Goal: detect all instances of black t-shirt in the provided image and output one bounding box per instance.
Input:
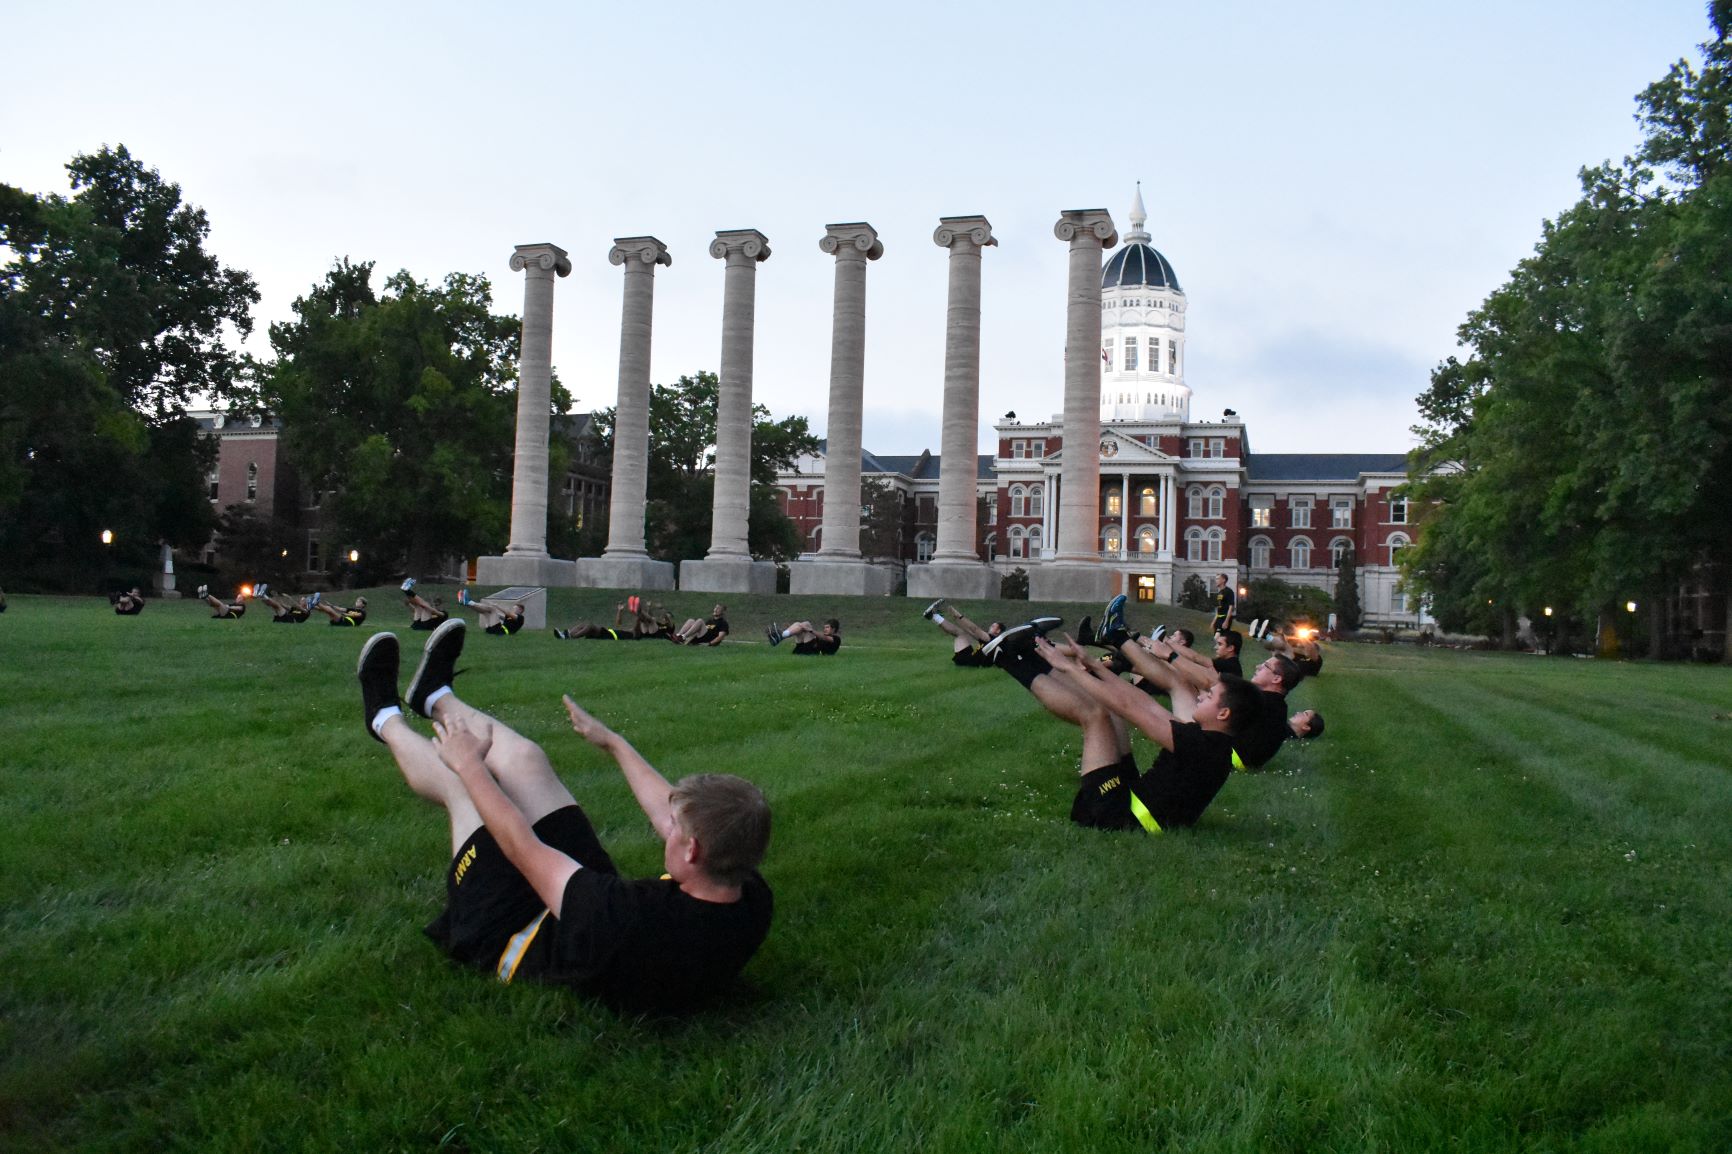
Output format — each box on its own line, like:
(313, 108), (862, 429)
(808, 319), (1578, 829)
(697, 616), (729, 644)
(1130, 720), (1234, 828)
(1213, 585), (1236, 619)
(522, 869), (773, 1013)
(1233, 688), (1291, 769)
(1212, 653), (1243, 679)
(793, 634), (841, 655)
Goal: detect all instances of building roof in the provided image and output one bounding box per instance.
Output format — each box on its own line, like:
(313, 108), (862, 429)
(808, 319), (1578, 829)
(811, 441), (995, 480)
(1246, 453), (1409, 481)
(1101, 243), (1182, 292)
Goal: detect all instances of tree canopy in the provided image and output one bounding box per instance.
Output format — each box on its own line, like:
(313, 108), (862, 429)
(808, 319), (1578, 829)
(0, 145), (258, 587)
(592, 371), (818, 562)
(1404, 3), (1732, 645)
(253, 259), (563, 576)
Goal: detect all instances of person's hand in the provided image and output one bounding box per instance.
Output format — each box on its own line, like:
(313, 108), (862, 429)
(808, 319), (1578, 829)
(433, 715), (492, 776)
(1035, 634), (1086, 675)
(564, 695), (616, 749)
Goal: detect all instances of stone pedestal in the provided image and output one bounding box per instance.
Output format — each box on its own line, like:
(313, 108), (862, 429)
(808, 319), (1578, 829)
(475, 554), (578, 591)
(906, 561), (1001, 601)
(790, 560), (897, 597)
(1029, 564), (1116, 604)
(155, 542), (181, 598)
(678, 557), (778, 595)
(572, 556), (676, 591)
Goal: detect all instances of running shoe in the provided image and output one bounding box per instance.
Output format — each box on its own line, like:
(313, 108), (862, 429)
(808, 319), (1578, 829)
(401, 578), (417, 593)
(766, 622), (781, 646)
(979, 622), (1038, 664)
(356, 632), (402, 743)
(1030, 615), (1063, 635)
(406, 618), (466, 718)
(456, 587), (472, 606)
(1074, 615), (1096, 646)
(1101, 594), (1128, 639)
(196, 584), (209, 600)
(922, 598), (945, 620)
(307, 591), (322, 608)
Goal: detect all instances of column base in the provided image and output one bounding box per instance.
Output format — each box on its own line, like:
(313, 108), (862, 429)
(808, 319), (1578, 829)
(474, 555), (581, 588)
(905, 562), (1000, 601)
(678, 557), (778, 594)
(572, 556), (677, 591)
(788, 560), (898, 596)
(1029, 563), (1117, 604)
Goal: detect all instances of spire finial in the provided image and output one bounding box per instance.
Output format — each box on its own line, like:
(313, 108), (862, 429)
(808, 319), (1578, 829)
(1126, 183), (1150, 244)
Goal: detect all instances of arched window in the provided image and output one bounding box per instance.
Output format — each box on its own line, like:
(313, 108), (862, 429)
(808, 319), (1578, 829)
(916, 531), (935, 563)
(983, 532), (996, 561)
(1101, 525), (1122, 554)
(1186, 486), (1203, 519)
(1185, 527), (1204, 562)
(809, 526), (822, 552)
(1008, 525), (1026, 558)
(1249, 536), (1272, 570)
(1029, 484), (1044, 517)
(1330, 536), (1354, 567)
(1206, 486), (1224, 520)
(1290, 536), (1313, 569)
(1386, 532), (1410, 566)
(1136, 525), (1158, 553)
(1206, 527), (1224, 563)
(1103, 485), (1122, 516)
(1009, 485), (1026, 518)
(1028, 526), (1043, 554)
(1139, 486), (1157, 516)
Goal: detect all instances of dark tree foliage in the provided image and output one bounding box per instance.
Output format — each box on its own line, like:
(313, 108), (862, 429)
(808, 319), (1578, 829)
(1240, 577), (1333, 631)
(592, 371), (818, 563)
(1333, 546), (1363, 631)
(1405, 4), (1732, 649)
(1178, 573), (1211, 611)
(859, 477), (908, 560)
(255, 260), (559, 575)
(0, 146), (257, 587)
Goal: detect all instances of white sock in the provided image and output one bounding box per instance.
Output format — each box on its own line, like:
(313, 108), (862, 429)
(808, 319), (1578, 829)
(425, 685), (453, 710)
(780, 627), (796, 639)
(370, 705), (401, 737)
(931, 613), (946, 625)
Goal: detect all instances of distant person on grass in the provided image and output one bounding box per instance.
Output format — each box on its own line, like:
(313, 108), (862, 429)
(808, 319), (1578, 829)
(456, 588), (526, 636)
(765, 618), (842, 654)
(356, 619), (774, 1013)
(400, 579), (451, 632)
(111, 587), (146, 616)
(260, 591), (312, 623)
(311, 593), (368, 627)
(196, 584), (247, 620)
(921, 599), (1003, 668)
(555, 598), (675, 641)
(1211, 573), (1237, 634)
(673, 604), (729, 646)
(980, 623), (1257, 833)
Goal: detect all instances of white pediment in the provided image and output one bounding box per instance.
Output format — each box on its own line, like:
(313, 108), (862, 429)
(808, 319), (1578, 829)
(1045, 429), (1176, 467)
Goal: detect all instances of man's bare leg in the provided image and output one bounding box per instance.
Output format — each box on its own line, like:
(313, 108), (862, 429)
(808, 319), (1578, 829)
(427, 693), (577, 826)
(1026, 665), (1129, 775)
(379, 714), (484, 856)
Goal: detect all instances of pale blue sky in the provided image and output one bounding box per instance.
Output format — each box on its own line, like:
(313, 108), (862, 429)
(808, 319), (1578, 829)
(3, 0), (1712, 454)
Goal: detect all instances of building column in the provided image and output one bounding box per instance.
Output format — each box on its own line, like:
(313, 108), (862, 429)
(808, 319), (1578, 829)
(476, 243), (579, 593)
(575, 237), (676, 591)
(1032, 210), (1117, 603)
(1119, 470), (1129, 559)
(680, 229), (777, 594)
(907, 217), (1001, 602)
(794, 223), (897, 596)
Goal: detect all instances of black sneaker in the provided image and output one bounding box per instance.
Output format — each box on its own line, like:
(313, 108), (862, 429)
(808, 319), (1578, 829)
(406, 618), (466, 718)
(766, 622), (782, 646)
(979, 622), (1038, 664)
(1101, 625), (1133, 651)
(357, 632), (401, 743)
(553, 628), (568, 640)
(1075, 615), (1095, 646)
(1029, 615), (1063, 635)
(922, 598), (945, 620)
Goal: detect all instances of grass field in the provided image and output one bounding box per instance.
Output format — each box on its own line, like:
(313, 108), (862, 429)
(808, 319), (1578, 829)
(3, 587), (1730, 1152)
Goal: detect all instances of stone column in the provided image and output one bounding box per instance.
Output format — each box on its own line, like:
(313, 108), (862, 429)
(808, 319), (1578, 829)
(680, 229), (777, 594)
(907, 216), (1001, 602)
(477, 242), (579, 591)
(575, 237), (676, 591)
(792, 223), (896, 596)
(1032, 209), (1117, 603)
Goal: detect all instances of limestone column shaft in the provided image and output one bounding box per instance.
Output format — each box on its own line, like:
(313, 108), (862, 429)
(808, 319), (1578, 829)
(1052, 210), (1117, 563)
(817, 223), (883, 560)
(603, 236), (671, 559)
(932, 216), (996, 563)
(506, 243), (572, 558)
(706, 230), (771, 560)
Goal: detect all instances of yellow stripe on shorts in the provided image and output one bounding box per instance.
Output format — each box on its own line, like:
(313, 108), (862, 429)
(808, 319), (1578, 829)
(1128, 791), (1163, 835)
(1232, 749), (1247, 772)
(496, 909), (550, 983)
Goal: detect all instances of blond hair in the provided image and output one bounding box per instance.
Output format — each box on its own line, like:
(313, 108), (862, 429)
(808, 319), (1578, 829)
(669, 774), (770, 886)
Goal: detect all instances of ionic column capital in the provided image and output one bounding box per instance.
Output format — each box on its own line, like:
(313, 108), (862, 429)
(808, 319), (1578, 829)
(934, 215), (996, 250)
(710, 229), (772, 264)
(819, 222), (884, 261)
(1053, 210), (1118, 248)
(510, 242), (572, 276)
(609, 236), (672, 269)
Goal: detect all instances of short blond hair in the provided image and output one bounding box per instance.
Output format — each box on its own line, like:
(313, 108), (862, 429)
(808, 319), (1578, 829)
(670, 774), (770, 886)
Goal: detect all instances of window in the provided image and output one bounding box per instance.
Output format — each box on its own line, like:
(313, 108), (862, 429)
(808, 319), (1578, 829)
(307, 538), (322, 572)
(1208, 438), (1225, 459)
(1011, 439), (1027, 459)
(1102, 526), (1122, 553)
(1392, 588), (1407, 612)
(1139, 486), (1157, 516)
(810, 526), (823, 551)
(1168, 341), (1179, 374)
(246, 462), (258, 502)
(1029, 484), (1044, 517)
(1187, 485), (1203, 518)
(1028, 526), (1043, 553)
(1389, 495), (1408, 524)
(1103, 339), (1114, 371)
(1330, 537), (1353, 566)
(1124, 337), (1139, 372)
(1136, 525), (1157, 553)
(1031, 439), (1046, 458)
(1188, 438), (1204, 458)
(1009, 485), (1025, 517)
(1249, 536), (1272, 569)
(1149, 338), (1161, 372)
(986, 493), (997, 525)
(207, 468), (220, 502)
(1206, 486), (1224, 520)
(1387, 532), (1411, 566)
(1009, 526), (1025, 558)
(1290, 496), (1313, 529)
(1104, 486), (1122, 516)
(1331, 498), (1353, 529)
(915, 531), (935, 563)
(984, 532), (996, 560)
(1251, 506), (1272, 529)
(1185, 527), (1203, 562)
(1290, 536), (1312, 569)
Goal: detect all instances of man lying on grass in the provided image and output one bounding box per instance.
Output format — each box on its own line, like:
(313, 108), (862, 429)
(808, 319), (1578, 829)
(357, 618), (773, 1013)
(981, 624), (1258, 833)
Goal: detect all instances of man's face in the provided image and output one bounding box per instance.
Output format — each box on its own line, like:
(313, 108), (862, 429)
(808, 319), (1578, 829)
(1252, 656), (1285, 692)
(821, 623), (835, 636)
(713, 604), (725, 618)
(1198, 680), (1229, 723)
(987, 622), (1003, 638)
(1215, 575), (1227, 589)
(1213, 634), (1233, 659)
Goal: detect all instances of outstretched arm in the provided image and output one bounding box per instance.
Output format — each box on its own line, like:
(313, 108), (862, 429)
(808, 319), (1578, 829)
(1037, 636), (1178, 751)
(435, 717), (579, 911)
(564, 695), (678, 840)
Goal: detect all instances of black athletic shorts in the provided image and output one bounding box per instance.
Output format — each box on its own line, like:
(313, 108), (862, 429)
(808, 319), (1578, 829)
(215, 604), (245, 620)
(1069, 755), (1144, 832)
(411, 612), (451, 632)
(424, 805), (619, 968)
(952, 645), (992, 668)
(485, 620), (524, 636)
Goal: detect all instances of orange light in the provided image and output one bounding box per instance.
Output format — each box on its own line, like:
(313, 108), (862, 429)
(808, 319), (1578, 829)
(240, 584), (254, 598)
(1294, 626), (1316, 640)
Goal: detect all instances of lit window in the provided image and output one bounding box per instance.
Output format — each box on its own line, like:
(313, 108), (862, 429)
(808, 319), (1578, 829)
(1102, 526), (1122, 553)
(1104, 486), (1122, 516)
(1137, 525), (1157, 553)
(1139, 486), (1157, 516)
(1251, 506), (1272, 529)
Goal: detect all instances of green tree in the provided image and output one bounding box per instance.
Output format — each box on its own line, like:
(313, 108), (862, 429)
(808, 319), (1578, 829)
(592, 371), (817, 563)
(859, 477), (908, 560)
(1178, 574), (1211, 610)
(0, 145), (257, 587)
(255, 260), (557, 575)
(1333, 545), (1363, 631)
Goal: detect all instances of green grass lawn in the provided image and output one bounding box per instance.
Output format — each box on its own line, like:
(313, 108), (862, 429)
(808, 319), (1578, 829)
(3, 588), (1730, 1152)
